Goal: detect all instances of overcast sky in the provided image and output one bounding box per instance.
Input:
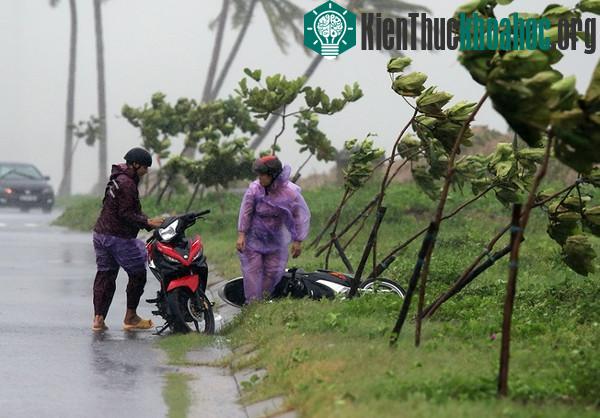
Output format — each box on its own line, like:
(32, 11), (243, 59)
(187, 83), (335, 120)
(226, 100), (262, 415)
(1, 0), (597, 193)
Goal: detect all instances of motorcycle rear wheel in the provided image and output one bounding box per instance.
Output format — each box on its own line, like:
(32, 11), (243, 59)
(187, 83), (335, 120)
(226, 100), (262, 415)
(167, 288), (215, 334)
(359, 278), (405, 298)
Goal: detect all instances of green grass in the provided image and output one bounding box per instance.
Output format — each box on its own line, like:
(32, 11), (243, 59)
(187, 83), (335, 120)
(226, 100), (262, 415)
(157, 333), (214, 365)
(57, 179), (600, 417)
(163, 372), (192, 418)
(223, 295), (599, 417)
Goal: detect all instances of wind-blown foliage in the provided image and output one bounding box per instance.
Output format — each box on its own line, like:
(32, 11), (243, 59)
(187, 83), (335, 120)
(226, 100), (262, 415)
(237, 69), (363, 172)
(122, 93), (259, 205)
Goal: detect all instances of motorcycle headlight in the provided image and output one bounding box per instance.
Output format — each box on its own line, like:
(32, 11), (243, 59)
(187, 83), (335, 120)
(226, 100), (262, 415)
(163, 254), (179, 263)
(158, 219), (179, 241)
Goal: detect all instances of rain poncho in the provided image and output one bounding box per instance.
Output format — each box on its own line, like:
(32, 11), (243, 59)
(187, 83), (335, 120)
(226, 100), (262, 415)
(238, 165), (310, 302)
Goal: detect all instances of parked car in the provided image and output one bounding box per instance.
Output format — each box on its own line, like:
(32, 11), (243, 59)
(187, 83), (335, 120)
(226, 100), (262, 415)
(0, 162), (55, 212)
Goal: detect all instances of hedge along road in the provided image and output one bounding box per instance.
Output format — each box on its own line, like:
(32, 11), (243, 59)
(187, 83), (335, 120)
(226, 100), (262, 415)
(0, 208), (168, 417)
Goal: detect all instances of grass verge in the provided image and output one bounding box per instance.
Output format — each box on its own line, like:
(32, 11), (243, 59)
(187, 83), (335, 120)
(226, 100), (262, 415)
(58, 180), (600, 417)
(163, 372), (192, 418)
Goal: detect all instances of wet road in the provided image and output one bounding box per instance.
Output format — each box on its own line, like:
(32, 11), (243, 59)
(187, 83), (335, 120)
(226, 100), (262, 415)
(0, 209), (168, 417)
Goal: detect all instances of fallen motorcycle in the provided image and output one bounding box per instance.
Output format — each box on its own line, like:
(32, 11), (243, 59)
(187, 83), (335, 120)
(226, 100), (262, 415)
(219, 267), (405, 308)
(145, 210), (215, 334)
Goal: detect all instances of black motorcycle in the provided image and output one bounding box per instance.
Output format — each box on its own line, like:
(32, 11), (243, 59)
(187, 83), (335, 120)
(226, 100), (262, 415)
(219, 267), (405, 308)
(145, 210), (215, 334)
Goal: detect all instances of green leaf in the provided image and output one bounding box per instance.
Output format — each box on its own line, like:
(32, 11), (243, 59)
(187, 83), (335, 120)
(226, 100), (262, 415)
(585, 58), (600, 108)
(454, 0), (480, 17)
(446, 101), (477, 122)
(562, 234), (596, 276)
(265, 74), (281, 91)
(549, 75), (579, 110)
(342, 82), (363, 102)
(303, 87), (322, 108)
(543, 5), (571, 15)
(243, 68), (261, 81)
(459, 50), (495, 85)
(577, 0), (600, 13)
(396, 134), (422, 160)
(387, 57), (412, 73)
(392, 72), (428, 97)
(552, 108), (600, 171)
(238, 78), (248, 96)
(412, 166), (439, 200)
(499, 50), (549, 78)
(495, 161), (514, 178)
(416, 87), (453, 115)
(516, 147), (545, 163)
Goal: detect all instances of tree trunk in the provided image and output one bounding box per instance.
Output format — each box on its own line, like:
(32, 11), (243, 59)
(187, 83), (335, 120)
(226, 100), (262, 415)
(181, 0), (231, 159)
(497, 137), (553, 396)
(498, 204), (522, 397)
(93, 0), (108, 194)
(391, 93), (488, 345)
(210, 0), (258, 101)
(58, 0), (77, 198)
(202, 0), (230, 103)
(250, 55), (323, 150)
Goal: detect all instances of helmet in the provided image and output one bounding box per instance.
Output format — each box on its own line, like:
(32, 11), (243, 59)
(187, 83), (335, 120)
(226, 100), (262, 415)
(124, 147), (152, 167)
(253, 155), (282, 177)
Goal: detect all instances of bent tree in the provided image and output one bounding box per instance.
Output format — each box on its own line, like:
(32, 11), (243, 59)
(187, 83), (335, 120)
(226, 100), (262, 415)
(386, 0), (600, 398)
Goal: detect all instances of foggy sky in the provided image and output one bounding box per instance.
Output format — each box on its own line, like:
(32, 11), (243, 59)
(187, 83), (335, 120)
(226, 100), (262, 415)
(1, 0), (597, 194)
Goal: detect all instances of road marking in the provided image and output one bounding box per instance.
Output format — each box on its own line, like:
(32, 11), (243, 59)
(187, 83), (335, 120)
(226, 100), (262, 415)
(24, 223), (39, 228)
(0, 223), (6, 227)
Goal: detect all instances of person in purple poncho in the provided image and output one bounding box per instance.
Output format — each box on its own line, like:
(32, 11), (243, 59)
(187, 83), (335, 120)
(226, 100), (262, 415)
(236, 156), (311, 303)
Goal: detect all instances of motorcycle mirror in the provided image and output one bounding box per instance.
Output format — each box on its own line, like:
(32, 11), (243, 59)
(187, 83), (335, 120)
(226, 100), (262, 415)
(194, 209), (211, 218)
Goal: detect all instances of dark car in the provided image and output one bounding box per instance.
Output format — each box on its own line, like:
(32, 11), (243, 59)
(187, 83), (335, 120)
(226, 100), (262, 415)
(0, 162), (55, 212)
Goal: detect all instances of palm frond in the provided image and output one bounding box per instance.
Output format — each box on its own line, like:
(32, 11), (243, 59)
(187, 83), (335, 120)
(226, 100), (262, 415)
(260, 0), (291, 54)
(265, 0), (304, 20)
(230, 0), (249, 28)
(260, 0), (305, 54)
(208, 0), (231, 31)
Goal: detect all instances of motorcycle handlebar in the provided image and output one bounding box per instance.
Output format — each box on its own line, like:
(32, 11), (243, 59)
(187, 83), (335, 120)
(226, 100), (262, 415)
(145, 209), (210, 244)
(193, 209), (211, 218)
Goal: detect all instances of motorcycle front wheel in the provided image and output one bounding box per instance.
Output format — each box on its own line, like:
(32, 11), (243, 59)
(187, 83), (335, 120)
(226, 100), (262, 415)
(167, 288), (215, 334)
(359, 278), (405, 298)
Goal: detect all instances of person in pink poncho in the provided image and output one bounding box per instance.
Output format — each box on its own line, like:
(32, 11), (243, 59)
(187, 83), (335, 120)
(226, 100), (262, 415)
(236, 156), (311, 303)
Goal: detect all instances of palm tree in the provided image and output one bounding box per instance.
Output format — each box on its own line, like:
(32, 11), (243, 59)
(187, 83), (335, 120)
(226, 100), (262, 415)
(249, 0), (429, 151)
(50, 0), (78, 197)
(181, 0), (305, 158)
(201, 0), (231, 104)
(180, 0), (232, 158)
(93, 0), (108, 193)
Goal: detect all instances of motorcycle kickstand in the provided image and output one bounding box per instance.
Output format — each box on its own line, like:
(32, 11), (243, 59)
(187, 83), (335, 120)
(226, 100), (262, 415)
(153, 322), (171, 336)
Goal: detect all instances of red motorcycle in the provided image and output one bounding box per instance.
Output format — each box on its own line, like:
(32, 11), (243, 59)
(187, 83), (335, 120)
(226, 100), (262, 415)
(145, 210), (215, 334)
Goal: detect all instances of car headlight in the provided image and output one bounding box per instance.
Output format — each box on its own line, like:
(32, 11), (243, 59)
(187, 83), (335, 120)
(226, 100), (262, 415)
(158, 219), (179, 241)
(42, 187), (53, 194)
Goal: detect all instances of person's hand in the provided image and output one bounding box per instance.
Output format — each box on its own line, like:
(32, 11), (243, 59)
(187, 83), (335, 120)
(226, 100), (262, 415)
(148, 217), (164, 229)
(236, 232), (246, 252)
(291, 241), (302, 258)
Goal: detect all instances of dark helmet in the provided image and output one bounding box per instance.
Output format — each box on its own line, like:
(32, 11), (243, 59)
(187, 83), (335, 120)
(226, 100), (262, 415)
(124, 147), (152, 167)
(253, 155), (282, 177)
